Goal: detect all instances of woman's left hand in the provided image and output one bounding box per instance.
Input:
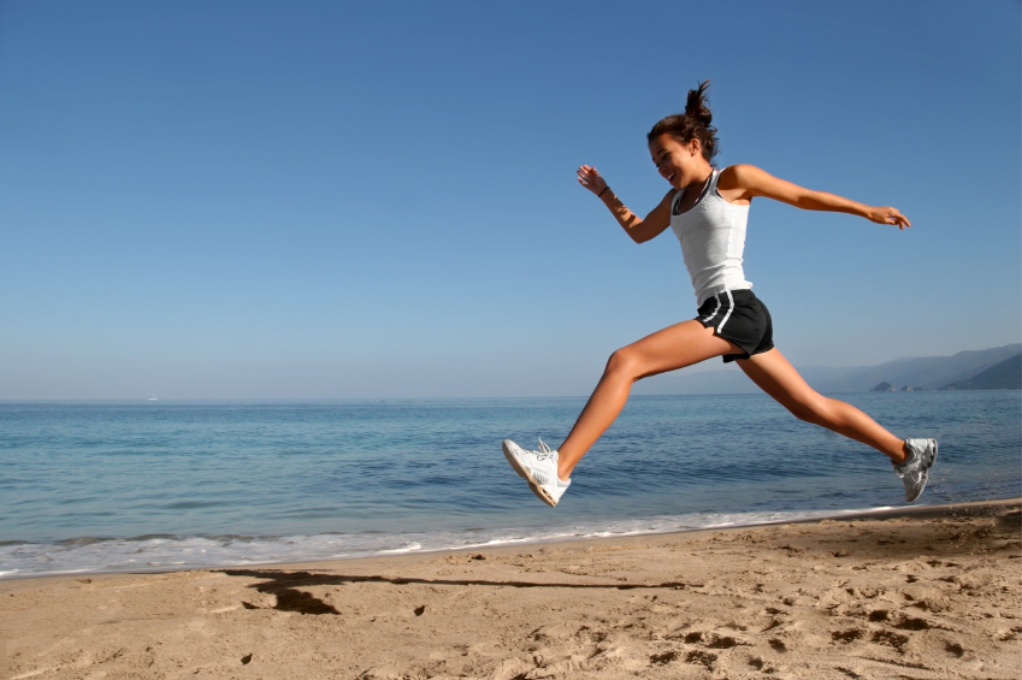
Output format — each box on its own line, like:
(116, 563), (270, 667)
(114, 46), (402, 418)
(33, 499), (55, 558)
(867, 206), (911, 230)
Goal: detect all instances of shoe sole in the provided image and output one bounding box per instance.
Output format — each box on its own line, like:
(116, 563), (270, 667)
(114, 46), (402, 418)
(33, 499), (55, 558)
(501, 440), (528, 479)
(502, 440), (557, 507)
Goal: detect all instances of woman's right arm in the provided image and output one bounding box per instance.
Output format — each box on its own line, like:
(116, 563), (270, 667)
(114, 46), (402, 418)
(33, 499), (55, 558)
(577, 165), (673, 244)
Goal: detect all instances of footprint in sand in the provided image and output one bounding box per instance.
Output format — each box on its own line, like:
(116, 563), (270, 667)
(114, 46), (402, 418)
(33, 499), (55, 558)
(832, 628), (865, 643)
(684, 649), (716, 670)
(892, 615), (932, 631)
(870, 629), (909, 652)
(703, 635), (740, 649)
(649, 651), (677, 665)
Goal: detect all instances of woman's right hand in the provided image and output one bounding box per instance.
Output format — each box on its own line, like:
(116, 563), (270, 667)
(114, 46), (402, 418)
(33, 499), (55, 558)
(577, 164), (672, 243)
(577, 165), (608, 197)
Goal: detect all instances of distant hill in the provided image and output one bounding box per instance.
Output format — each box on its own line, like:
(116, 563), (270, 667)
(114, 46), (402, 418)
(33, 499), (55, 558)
(942, 353), (1021, 390)
(812, 344), (1022, 393)
(633, 343), (1022, 395)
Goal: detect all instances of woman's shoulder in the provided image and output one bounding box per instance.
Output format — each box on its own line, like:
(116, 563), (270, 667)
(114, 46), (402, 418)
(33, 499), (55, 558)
(716, 164), (763, 190)
(715, 165), (759, 207)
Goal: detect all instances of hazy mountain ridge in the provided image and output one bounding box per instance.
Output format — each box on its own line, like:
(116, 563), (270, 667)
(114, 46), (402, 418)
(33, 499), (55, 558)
(942, 353), (1021, 390)
(814, 344), (1022, 392)
(633, 344), (1022, 395)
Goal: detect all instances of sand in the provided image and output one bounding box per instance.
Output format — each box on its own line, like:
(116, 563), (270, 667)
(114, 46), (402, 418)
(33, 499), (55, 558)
(1, 499), (1019, 680)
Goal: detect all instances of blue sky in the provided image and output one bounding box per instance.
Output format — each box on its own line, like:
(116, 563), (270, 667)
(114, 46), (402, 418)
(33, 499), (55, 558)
(1, 0), (1019, 399)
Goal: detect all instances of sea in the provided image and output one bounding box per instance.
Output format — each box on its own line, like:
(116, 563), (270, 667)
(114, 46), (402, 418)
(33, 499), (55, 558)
(1, 391), (1019, 579)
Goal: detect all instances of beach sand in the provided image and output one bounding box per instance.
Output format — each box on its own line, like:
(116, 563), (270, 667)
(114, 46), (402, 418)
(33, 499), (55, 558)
(2, 500), (1019, 680)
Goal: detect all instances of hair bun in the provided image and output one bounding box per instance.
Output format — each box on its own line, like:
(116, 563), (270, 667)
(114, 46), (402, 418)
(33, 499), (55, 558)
(685, 80), (713, 126)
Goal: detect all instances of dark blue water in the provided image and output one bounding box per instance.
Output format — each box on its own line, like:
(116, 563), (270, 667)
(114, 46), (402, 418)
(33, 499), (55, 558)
(1, 391), (1018, 577)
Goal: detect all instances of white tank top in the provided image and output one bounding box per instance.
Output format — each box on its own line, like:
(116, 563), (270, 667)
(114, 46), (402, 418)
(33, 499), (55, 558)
(669, 169), (753, 307)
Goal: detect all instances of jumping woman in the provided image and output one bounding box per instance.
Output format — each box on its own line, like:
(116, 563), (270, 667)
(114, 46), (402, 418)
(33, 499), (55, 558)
(502, 81), (937, 508)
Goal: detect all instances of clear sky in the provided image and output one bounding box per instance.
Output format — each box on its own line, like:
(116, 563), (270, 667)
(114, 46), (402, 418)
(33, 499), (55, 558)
(1, 0), (1019, 399)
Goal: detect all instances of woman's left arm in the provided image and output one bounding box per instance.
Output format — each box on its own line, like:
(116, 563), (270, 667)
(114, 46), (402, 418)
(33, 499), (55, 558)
(720, 164), (911, 230)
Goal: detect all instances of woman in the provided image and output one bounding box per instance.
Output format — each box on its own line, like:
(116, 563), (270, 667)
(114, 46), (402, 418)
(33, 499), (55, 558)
(502, 81), (937, 508)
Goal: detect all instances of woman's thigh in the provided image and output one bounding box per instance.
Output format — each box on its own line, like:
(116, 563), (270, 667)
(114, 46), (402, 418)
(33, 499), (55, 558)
(616, 320), (741, 380)
(736, 348), (821, 413)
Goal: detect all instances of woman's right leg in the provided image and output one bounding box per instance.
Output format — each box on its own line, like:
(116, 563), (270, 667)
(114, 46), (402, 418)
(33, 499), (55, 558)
(555, 320), (740, 480)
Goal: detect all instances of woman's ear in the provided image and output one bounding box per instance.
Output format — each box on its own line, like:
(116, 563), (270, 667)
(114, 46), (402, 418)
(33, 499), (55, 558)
(688, 137), (702, 157)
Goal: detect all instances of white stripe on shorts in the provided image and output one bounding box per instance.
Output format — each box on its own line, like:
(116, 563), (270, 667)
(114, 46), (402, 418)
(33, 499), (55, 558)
(700, 294), (722, 324)
(717, 289), (736, 334)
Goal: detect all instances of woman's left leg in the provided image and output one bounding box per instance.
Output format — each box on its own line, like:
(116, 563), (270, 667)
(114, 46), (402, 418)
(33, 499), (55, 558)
(737, 348), (908, 463)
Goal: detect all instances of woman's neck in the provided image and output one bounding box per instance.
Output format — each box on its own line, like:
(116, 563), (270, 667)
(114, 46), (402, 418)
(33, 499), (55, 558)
(682, 167), (714, 193)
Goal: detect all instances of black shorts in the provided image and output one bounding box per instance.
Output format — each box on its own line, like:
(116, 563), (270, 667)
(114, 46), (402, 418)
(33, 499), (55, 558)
(695, 289), (774, 363)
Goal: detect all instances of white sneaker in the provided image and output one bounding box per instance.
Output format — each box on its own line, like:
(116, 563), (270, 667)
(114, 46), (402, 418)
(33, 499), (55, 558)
(894, 438), (938, 503)
(501, 438), (571, 507)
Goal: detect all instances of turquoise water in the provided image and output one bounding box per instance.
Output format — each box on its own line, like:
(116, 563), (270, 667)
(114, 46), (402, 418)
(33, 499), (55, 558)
(1, 391), (1018, 577)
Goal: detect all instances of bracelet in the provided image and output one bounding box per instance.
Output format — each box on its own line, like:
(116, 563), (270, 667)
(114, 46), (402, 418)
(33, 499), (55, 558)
(598, 186), (610, 198)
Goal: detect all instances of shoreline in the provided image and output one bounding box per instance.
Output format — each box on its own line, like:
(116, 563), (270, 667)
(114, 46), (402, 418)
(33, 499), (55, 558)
(3, 498), (1019, 679)
(3, 497), (1018, 583)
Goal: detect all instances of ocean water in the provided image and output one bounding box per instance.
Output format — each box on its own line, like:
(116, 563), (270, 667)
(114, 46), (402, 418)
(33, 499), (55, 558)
(1, 391), (1018, 578)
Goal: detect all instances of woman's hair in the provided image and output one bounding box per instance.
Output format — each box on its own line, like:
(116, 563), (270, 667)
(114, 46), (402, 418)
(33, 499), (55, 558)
(647, 80), (719, 165)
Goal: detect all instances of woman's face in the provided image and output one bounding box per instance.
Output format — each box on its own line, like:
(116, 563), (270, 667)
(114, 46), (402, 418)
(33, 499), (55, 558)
(648, 134), (704, 189)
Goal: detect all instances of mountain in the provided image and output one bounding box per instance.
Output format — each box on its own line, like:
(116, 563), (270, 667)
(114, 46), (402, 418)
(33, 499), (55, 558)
(632, 344), (1022, 395)
(811, 344), (1022, 393)
(942, 353), (1021, 390)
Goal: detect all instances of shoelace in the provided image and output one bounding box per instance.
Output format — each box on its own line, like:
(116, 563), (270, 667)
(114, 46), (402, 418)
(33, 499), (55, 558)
(535, 438), (555, 461)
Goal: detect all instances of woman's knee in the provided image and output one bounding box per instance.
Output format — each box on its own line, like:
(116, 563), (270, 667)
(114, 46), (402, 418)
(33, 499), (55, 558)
(605, 346), (643, 379)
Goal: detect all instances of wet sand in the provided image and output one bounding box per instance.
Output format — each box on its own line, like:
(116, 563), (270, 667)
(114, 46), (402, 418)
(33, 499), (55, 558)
(2, 499), (1019, 679)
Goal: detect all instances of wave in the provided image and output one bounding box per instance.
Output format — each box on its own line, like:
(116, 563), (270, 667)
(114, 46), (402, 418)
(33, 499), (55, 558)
(0, 505), (911, 580)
